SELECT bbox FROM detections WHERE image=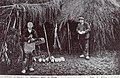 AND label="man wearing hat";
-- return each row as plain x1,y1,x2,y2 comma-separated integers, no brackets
76,16,91,60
